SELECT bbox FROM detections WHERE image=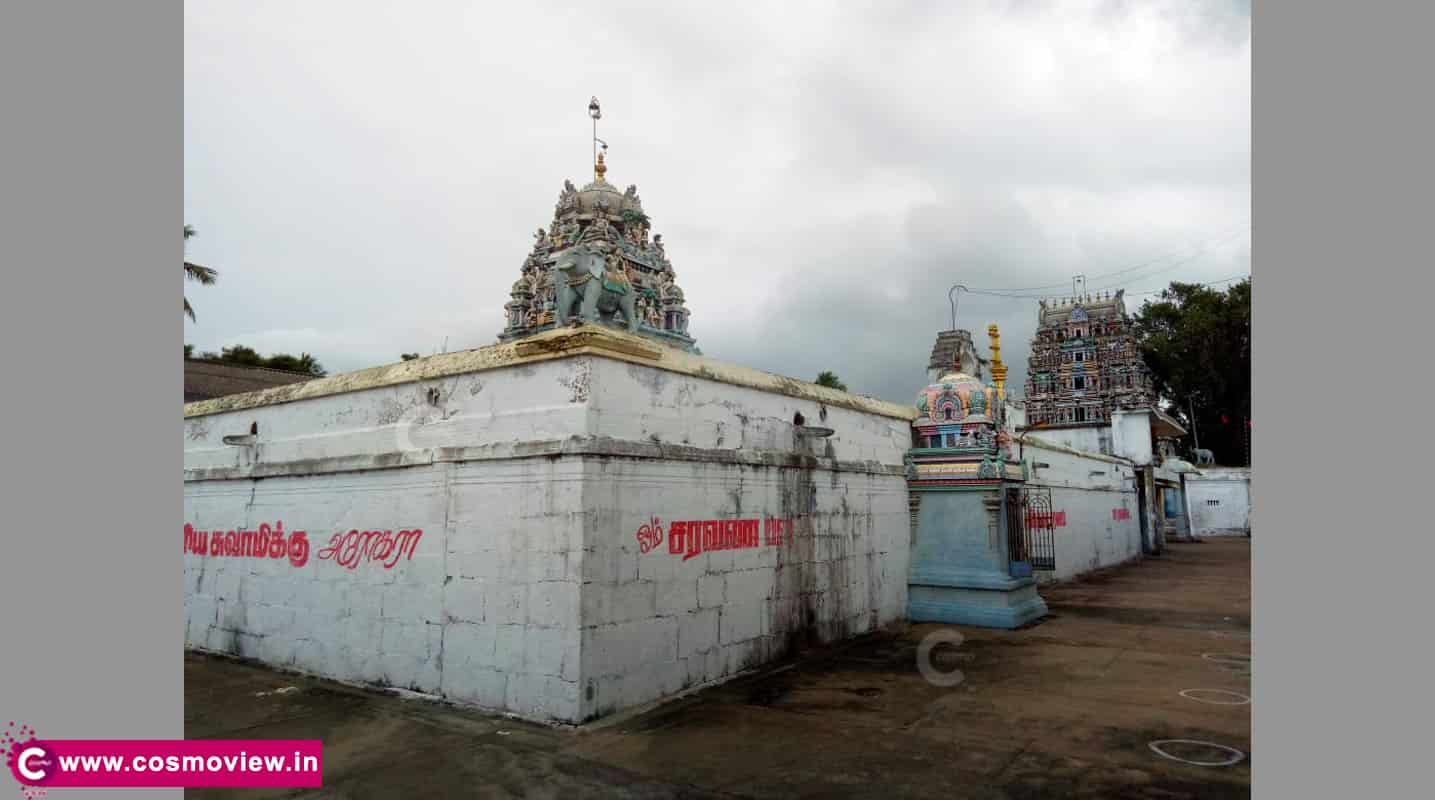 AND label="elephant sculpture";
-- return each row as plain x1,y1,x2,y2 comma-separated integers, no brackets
551,243,638,332
1193,448,1215,466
